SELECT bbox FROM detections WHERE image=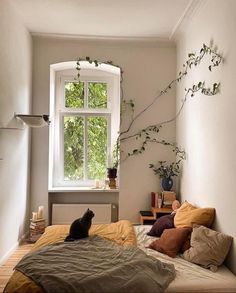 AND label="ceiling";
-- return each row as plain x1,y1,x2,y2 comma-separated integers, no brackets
10,0,196,40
